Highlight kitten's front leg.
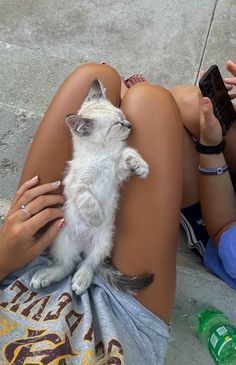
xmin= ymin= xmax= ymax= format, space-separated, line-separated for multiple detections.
xmin=71 ymin=183 xmax=104 ymax=226
xmin=121 ymin=147 xmax=149 ymax=178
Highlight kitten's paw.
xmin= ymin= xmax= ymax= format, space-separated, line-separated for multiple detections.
xmin=127 ymin=156 xmax=149 ymax=178
xmin=30 ymin=268 xmax=57 ymax=289
xmin=72 ymin=267 xmax=93 ymax=295
xmin=30 ymin=266 xmax=68 ymax=289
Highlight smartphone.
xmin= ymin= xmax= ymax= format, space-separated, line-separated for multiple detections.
xmin=199 ymin=65 xmax=236 ymax=135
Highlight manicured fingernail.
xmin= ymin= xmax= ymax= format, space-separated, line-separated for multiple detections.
xmin=51 ymin=180 xmax=61 ymax=187
xmin=57 ymin=218 xmax=65 ymax=230
xmin=31 ymin=175 xmax=38 ymax=181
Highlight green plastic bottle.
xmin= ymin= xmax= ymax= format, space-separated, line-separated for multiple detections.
xmin=197 ymin=309 xmax=236 ymax=364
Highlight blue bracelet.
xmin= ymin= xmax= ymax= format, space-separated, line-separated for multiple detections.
xmin=198 ymin=163 xmax=228 ymax=175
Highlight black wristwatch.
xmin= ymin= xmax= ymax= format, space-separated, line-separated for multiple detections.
xmin=196 ymin=140 xmax=226 ymax=154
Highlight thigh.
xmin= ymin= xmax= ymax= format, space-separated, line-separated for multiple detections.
xmin=112 ymin=84 xmax=184 ymax=323
xmin=16 ymin=67 xmax=183 ymax=324
xmin=18 ymin=63 xmax=122 ymax=190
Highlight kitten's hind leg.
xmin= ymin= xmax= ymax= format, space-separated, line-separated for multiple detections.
xmin=72 ymin=235 xmax=112 ymax=295
xmin=72 ymin=264 xmax=94 ymax=295
xmin=121 ymin=147 xmax=149 ymax=178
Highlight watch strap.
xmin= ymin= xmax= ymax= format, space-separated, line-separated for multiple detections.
xmin=196 ymin=140 xmax=225 ymax=154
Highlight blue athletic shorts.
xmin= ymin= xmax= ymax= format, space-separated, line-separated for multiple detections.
xmin=203 ymin=224 xmax=236 ymax=291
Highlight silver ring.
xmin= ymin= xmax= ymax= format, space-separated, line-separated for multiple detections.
xmin=21 ymin=204 xmax=31 ymax=217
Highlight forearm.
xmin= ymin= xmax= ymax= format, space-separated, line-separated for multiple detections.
xmin=200 ymin=152 xmax=236 ymax=244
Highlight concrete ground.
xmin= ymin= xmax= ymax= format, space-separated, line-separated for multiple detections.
xmin=0 ymin=0 xmax=236 ymax=364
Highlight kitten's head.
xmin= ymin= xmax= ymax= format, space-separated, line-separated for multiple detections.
xmin=65 ymin=80 xmax=131 ymax=144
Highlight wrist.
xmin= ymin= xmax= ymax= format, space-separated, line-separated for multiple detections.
xmin=196 ymin=140 xmax=225 ymax=155
xmin=199 ymin=136 xmax=223 ymax=146
xmin=199 ymin=153 xmax=226 ymax=169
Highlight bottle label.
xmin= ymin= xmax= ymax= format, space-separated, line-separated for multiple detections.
xmin=208 ymin=324 xmax=235 ymax=362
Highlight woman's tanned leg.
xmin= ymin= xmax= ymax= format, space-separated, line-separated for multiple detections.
xmin=16 ymin=66 xmax=183 ymax=324
xmin=112 ymin=84 xmax=184 ymax=323
xmin=18 ymin=63 xmax=122 ymax=191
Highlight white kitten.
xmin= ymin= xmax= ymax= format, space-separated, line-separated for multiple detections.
xmin=31 ymin=80 xmax=152 ymax=295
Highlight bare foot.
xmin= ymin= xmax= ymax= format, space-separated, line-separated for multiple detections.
xmin=121 ymin=74 xmax=148 ymax=101
xmin=120 ymin=80 xmax=128 ymax=101
xmin=124 ymin=74 xmax=148 ymax=88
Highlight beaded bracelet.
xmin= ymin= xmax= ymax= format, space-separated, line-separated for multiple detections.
xmin=198 ymin=163 xmax=228 ymax=176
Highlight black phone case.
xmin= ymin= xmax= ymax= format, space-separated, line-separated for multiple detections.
xmin=199 ymin=65 xmax=236 ymax=135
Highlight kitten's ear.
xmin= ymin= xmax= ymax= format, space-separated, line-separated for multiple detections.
xmin=65 ymin=114 xmax=94 ymax=136
xmin=65 ymin=114 xmax=79 ymax=130
xmin=86 ymin=80 xmax=106 ymax=101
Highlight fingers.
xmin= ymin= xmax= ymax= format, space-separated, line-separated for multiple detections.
xmin=199 ymin=97 xmax=223 ymax=146
xmin=14 ymin=180 xmax=62 ymax=212
xmin=200 ymin=97 xmax=220 ymax=129
xmin=199 ymin=69 xmax=205 ymax=80
xmin=31 ymin=218 xmax=66 ymax=256
xmin=225 ymin=84 xmax=234 ymax=91
xmin=29 ymin=194 xmax=65 ymax=216
xmin=224 ymin=77 xmax=236 ymax=86
xmin=229 ymin=93 xmax=236 ymax=100
xmin=10 ymin=175 xmax=39 ymax=210
xmin=226 ymin=60 xmax=236 ymax=77
xmin=200 ymin=97 xmax=213 ymax=125
xmin=200 ymin=97 xmax=213 ymax=114
xmin=225 ymin=60 xmax=236 ymax=87
xmin=24 ymin=206 xmax=64 ymax=236
xmin=15 ymin=194 xmax=65 ymax=222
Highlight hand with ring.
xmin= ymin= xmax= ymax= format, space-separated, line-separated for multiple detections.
xmin=0 ymin=175 xmax=65 ymax=281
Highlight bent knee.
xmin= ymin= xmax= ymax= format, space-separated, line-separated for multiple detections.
xmin=72 ymin=63 xmax=121 ymax=106
xmin=120 ymin=84 xmax=183 ymax=141
xmin=170 ymin=85 xmax=199 ymax=103
xmin=77 ymin=62 xmax=117 ymax=72
xmin=122 ymin=83 xmax=176 ymax=115
xmin=75 ymin=63 xmax=120 ymax=83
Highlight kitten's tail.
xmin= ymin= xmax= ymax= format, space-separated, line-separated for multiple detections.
xmin=97 ymin=258 xmax=154 ymax=295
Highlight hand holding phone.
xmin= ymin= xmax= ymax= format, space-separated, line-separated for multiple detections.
xmin=199 ymin=65 xmax=236 ymax=135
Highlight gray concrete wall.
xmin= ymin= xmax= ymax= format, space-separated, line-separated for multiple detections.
xmin=0 ymin=0 xmax=225 ymax=200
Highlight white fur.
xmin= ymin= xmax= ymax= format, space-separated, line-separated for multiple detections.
xmin=31 ymin=81 xmax=148 ymax=294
